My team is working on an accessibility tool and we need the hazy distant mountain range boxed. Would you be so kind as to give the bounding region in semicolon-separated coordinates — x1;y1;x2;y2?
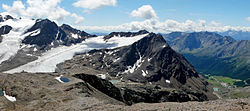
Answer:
219;30;250;40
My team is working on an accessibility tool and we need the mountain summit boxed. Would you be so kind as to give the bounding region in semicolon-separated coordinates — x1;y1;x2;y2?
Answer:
60;32;216;100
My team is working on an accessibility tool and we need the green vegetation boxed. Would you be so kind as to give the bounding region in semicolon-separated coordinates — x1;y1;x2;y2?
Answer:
183;53;250;80
212;76;239;86
201;74;248;87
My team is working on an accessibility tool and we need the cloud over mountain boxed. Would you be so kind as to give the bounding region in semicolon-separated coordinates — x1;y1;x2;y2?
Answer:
76;19;250;33
2;0;84;23
73;0;117;11
130;5;158;19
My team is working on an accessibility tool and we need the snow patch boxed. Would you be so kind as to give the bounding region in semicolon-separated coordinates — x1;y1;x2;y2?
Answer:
162;45;166;48
71;33;79;39
124;55;144;74
3;91;16;102
113;57;120;62
26;54;34;56
55;75;64;83
123;45;146;74
142;70;147;77
165;80;171;83
148;57;152;62
30;29;40;36
97;74;106;79
106;33;149;48
33;47;37;52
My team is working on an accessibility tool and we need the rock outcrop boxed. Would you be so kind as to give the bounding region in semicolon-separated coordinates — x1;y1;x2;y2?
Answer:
74;73;208;105
104;30;149;40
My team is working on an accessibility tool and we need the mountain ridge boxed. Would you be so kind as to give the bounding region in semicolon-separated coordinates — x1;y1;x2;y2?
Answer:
164;31;250;80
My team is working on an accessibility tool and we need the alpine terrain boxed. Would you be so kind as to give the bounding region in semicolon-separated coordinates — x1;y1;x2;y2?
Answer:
164;32;250;81
0;14;249;111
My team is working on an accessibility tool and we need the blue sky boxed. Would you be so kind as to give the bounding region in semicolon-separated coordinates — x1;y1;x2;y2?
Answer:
1;0;250;33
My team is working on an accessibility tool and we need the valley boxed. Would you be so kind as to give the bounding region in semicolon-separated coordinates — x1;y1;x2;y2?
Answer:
164;32;250;81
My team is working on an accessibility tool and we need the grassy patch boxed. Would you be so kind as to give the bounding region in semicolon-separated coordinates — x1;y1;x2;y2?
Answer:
212;76;239;86
201;74;243;87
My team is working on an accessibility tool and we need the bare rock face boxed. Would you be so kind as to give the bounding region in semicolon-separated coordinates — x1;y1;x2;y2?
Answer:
22;19;96;49
60;24;96;42
0;25;12;43
22;19;66;47
0;15;13;22
104;30;149;40
74;73;207;105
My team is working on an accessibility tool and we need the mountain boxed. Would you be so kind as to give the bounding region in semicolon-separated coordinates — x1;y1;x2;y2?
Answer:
22;19;97;49
0;14;13;22
0;25;12;42
104;30;149;39
59;32;217;100
0;15;96;72
164;32;250;80
0;15;218;108
219;30;250;40
164;32;235;52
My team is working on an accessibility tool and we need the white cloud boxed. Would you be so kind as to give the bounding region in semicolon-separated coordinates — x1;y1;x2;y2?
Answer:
2;1;26;17
71;13;84;24
75;19;250;33
2;0;84;23
73;0;117;11
246;17;250;22
130;5;158;19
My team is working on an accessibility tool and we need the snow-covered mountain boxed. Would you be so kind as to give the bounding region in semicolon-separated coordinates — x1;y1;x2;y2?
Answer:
0;15;150;73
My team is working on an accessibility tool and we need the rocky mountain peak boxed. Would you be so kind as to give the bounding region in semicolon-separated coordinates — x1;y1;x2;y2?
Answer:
61;32;214;99
60;24;96;39
0;25;12;42
22;19;66;47
104;30;149;39
21;19;96;49
0;15;14;22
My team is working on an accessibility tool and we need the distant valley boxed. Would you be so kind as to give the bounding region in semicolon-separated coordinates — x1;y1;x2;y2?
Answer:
163;32;250;81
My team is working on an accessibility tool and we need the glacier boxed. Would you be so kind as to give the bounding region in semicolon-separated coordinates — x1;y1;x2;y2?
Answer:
5;33;149;73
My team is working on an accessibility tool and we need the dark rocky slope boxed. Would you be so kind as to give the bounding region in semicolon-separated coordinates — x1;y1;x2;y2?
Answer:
74;73;207;105
104;30;149;39
60;32;217;101
22;19;96;50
